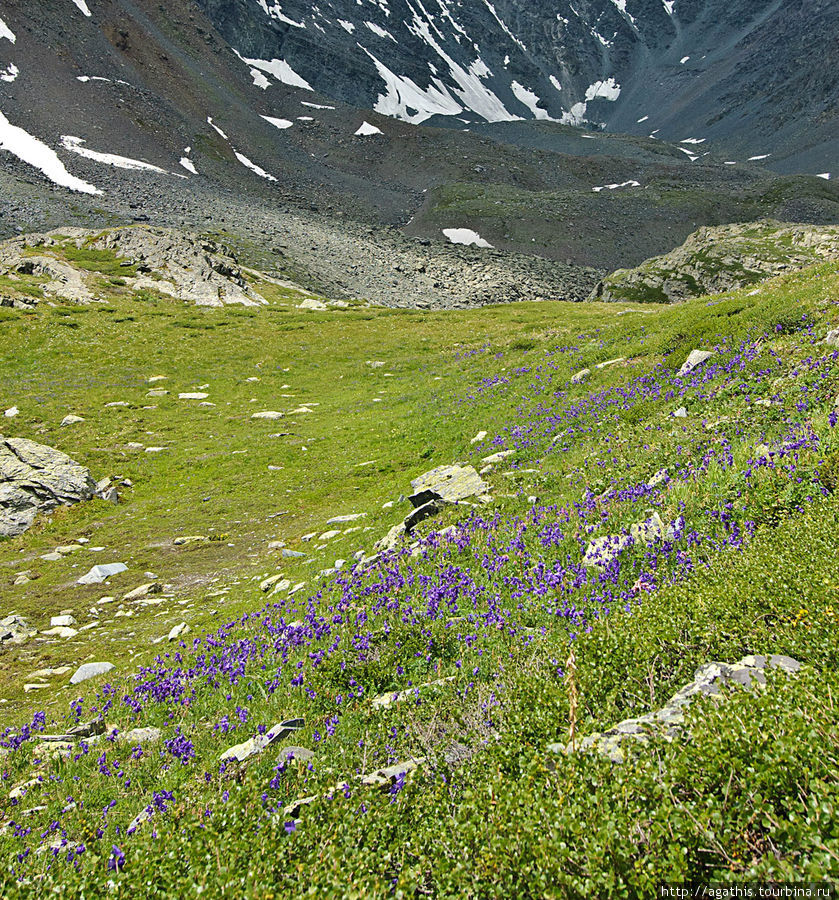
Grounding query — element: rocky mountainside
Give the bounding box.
[0,1,837,302]
[195,0,839,173]
[590,220,839,302]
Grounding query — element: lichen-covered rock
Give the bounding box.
[589,221,839,304]
[409,464,489,506]
[0,436,97,537]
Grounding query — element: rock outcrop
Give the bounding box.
[590,221,839,304]
[0,227,268,308]
[550,654,801,763]
[0,436,98,537]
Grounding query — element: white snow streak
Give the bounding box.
[1,63,19,82]
[180,157,198,175]
[70,0,92,16]
[748,154,770,161]
[365,21,396,42]
[60,135,168,173]
[549,75,562,92]
[593,180,640,192]
[510,81,552,119]
[816,173,831,180]
[234,151,277,181]
[0,109,100,194]
[262,115,294,130]
[207,117,228,140]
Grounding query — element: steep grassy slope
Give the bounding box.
[1,260,839,894]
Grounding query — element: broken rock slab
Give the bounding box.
[1,614,37,644]
[678,349,714,377]
[70,662,115,685]
[0,436,98,537]
[220,718,305,762]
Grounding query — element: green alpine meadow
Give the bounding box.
[2,1,839,895]
[1,239,838,894]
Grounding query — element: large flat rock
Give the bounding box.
[409,464,489,507]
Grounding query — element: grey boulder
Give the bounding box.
[0,436,97,537]
[70,662,115,685]
[408,464,489,506]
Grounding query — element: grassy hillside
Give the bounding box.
[1,258,839,895]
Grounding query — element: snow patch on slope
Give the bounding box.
[593,180,640,192]
[237,53,313,91]
[256,1,305,29]
[60,135,168,173]
[355,121,383,136]
[262,115,294,130]
[585,78,621,101]
[562,78,621,126]
[69,0,92,16]
[0,16,15,43]
[0,109,100,194]
[404,15,519,123]
[510,81,552,120]
[364,47,462,124]
[443,228,493,248]
[1,63,18,82]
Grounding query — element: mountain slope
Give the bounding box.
[0,0,837,290]
[195,0,839,172]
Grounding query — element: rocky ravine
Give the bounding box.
[590,221,839,304]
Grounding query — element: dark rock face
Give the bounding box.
[194,0,839,169]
